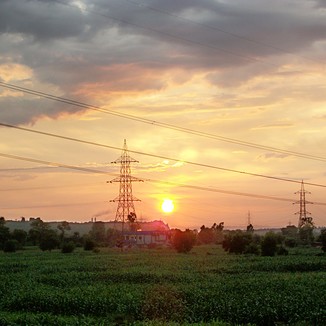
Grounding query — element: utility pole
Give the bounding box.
[109,139,143,232]
[294,180,313,228]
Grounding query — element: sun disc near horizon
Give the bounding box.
[161,199,174,213]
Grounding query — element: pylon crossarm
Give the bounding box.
[109,140,143,230]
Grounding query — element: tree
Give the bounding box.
[57,221,71,242]
[299,225,314,245]
[212,222,224,244]
[69,231,83,247]
[172,229,196,253]
[197,222,224,245]
[89,221,106,244]
[246,223,254,233]
[261,232,278,256]
[318,228,326,253]
[222,231,252,254]
[61,241,75,253]
[83,237,96,251]
[0,218,10,250]
[106,228,122,247]
[197,225,215,244]
[39,229,60,251]
[3,240,18,253]
[28,218,49,245]
[281,225,298,237]
[11,229,27,248]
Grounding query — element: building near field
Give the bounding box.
[123,230,170,246]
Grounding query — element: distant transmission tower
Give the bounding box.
[293,180,313,228]
[109,139,143,230]
[246,210,254,232]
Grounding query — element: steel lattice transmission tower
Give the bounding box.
[109,139,143,227]
[294,180,313,228]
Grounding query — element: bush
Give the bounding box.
[39,236,59,252]
[277,245,289,256]
[3,240,18,253]
[299,226,314,245]
[61,241,75,253]
[261,232,278,256]
[284,237,297,248]
[83,238,96,251]
[244,242,260,255]
[172,229,196,253]
[222,231,252,254]
[319,229,326,253]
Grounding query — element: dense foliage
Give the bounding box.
[0,245,325,325]
[318,228,326,252]
[222,230,291,257]
[172,229,196,253]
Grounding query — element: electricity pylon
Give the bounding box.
[293,180,313,228]
[109,140,143,230]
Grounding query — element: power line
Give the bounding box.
[122,0,323,65]
[1,151,326,206]
[1,81,326,163]
[1,201,104,210]
[0,152,118,177]
[51,0,278,67]
[1,122,326,189]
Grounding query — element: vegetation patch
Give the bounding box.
[0,245,325,325]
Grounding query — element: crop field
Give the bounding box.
[0,245,325,325]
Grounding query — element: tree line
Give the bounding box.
[172,222,326,255]
[0,217,122,253]
[1,216,325,255]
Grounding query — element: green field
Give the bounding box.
[0,245,325,325]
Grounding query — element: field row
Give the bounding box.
[0,246,325,325]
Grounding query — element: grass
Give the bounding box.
[0,245,325,325]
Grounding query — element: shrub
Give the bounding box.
[244,242,260,255]
[39,237,59,251]
[261,232,278,256]
[284,237,297,248]
[3,240,18,253]
[172,229,196,253]
[299,225,314,245]
[84,238,96,251]
[319,228,326,253]
[61,241,75,253]
[277,245,289,256]
[223,231,252,254]
[39,229,60,251]
[11,229,27,247]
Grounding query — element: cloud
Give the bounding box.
[252,122,294,130]
[0,0,87,41]
[0,0,325,124]
[257,152,290,161]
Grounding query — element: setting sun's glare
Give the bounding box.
[161,199,174,213]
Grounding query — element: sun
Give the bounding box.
[161,199,174,213]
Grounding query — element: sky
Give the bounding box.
[0,0,326,230]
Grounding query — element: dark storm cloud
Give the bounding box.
[0,0,87,41]
[0,0,325,124]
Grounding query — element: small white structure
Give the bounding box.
[123,231,170,246]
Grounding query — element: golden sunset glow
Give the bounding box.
[0,0,325,230]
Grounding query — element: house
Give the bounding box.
[123,230,170,247]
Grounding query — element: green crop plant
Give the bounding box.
[0,246,325,325]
